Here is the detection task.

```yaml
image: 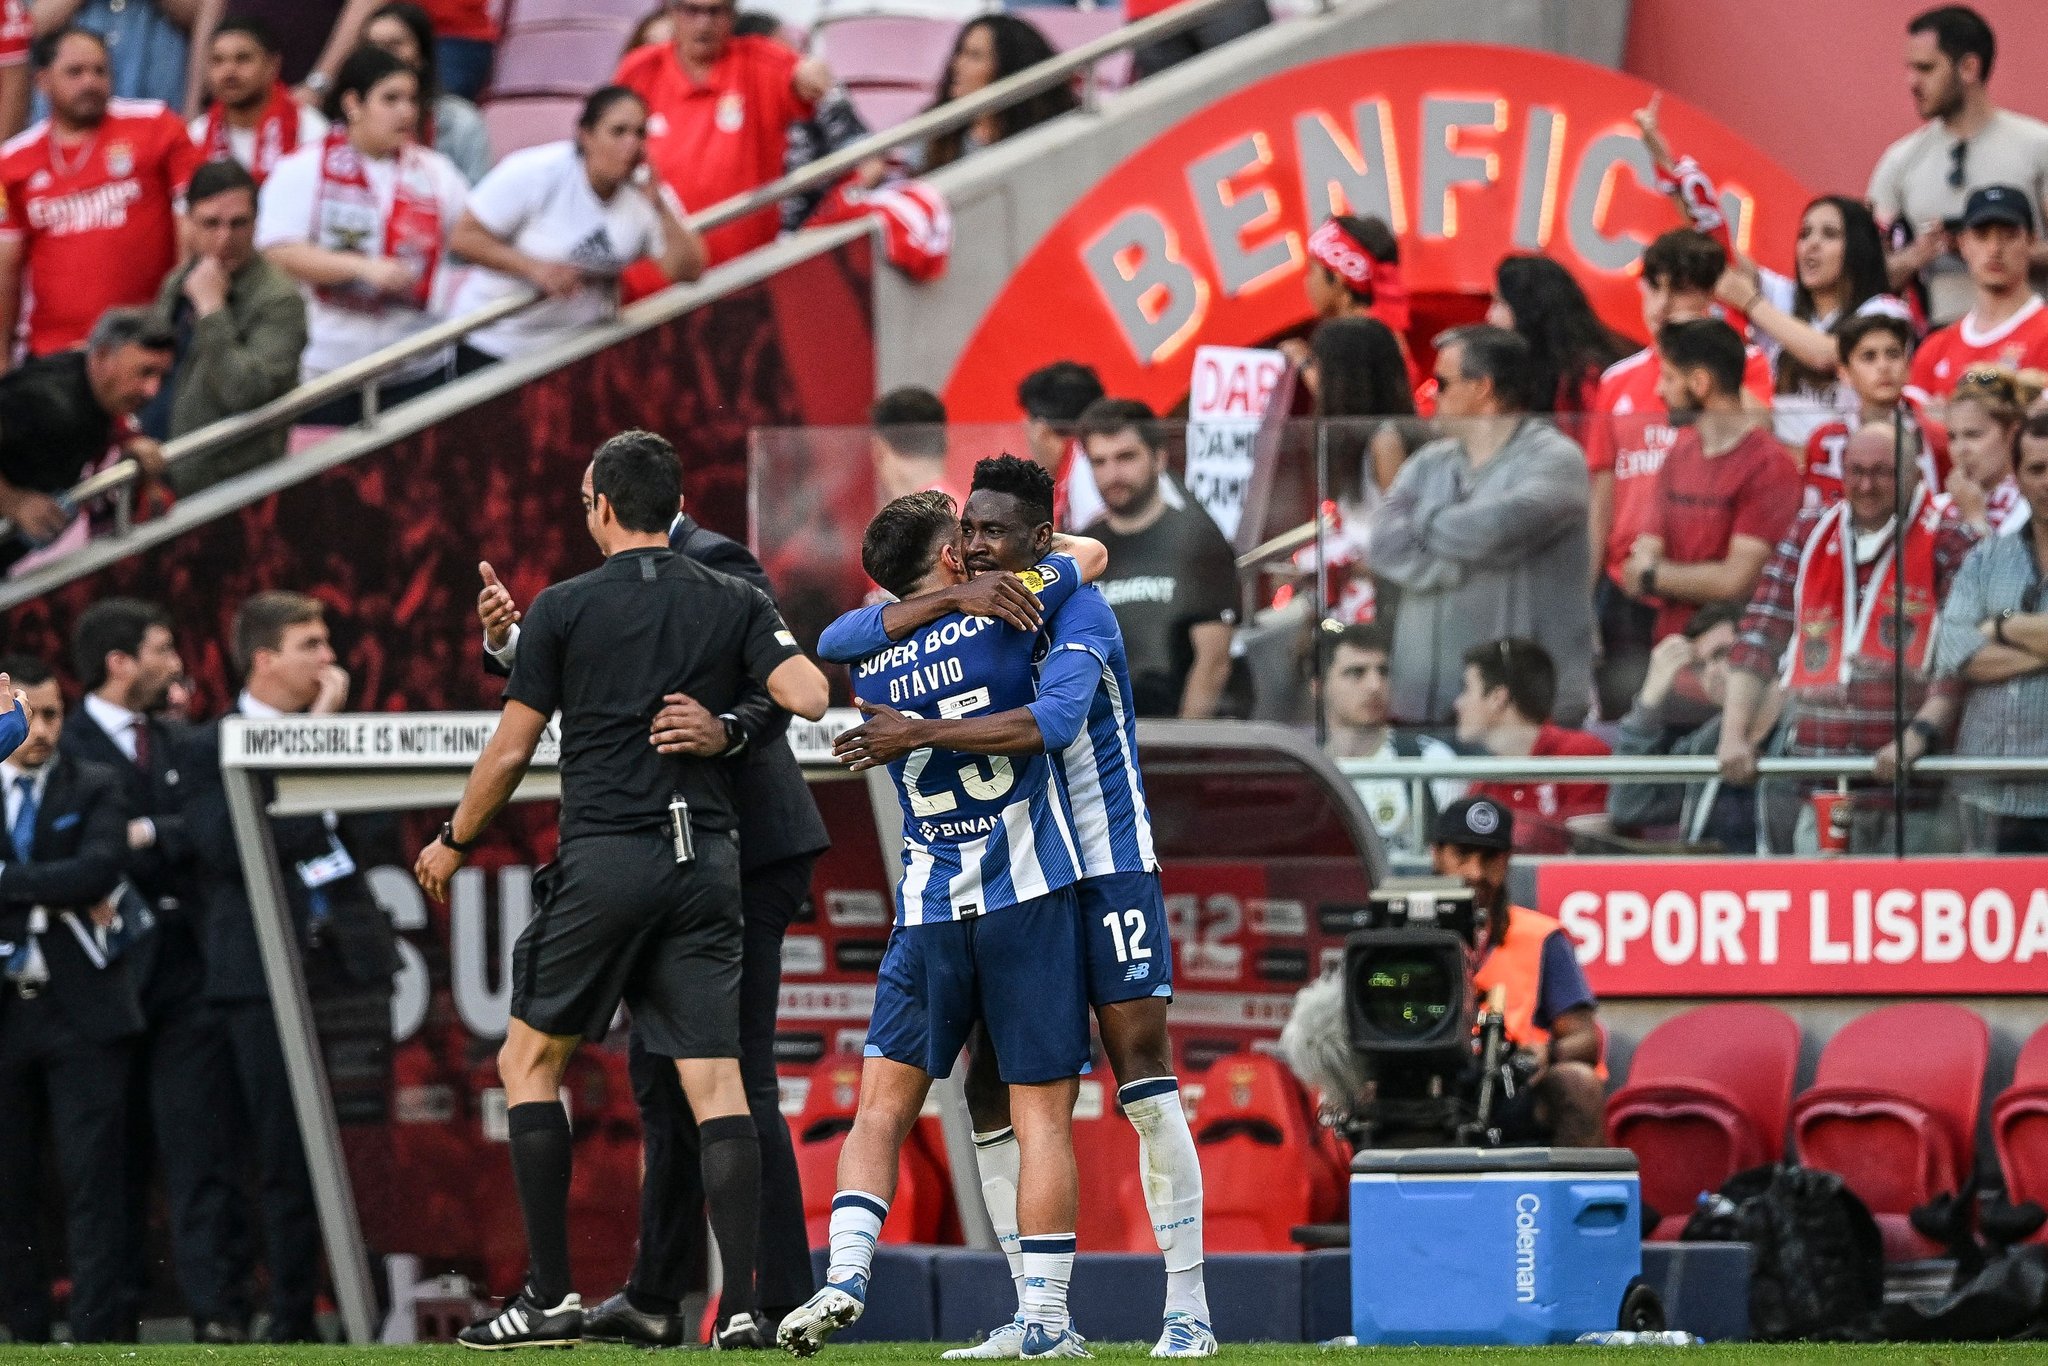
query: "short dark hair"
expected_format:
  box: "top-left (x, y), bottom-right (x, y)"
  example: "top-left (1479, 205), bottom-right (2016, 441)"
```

top-left (1909, 5), bottom-right (1994, 81)
top-left (1075, 397), bottom-right (1161, 453)
top-left (969, 453), bottom-right (1055, 529)
top-left (1640, 229), bottom-right (1727, 293)
top-left (1437, 324), bottom-right (1535, 411)
top-left (1657, 318), bottom-right (1747, 397)
top-left (232, 591), bottom-right (323, 678)
top-left (212, 16), bottom-right (279, 53)
top-left (591, 429), bottom-right (683, 533)
top-left (733, 10), bottom-right (781, 38)
top-left (1463, 637), bottom-right (1556, 723)
top-left (187, 158), bottom-right (258, 210)
top-left (2021, 410), bottom-right (2048, 447)
top-left (33, 24), bottom-right (105, 71)
top-left (1683, 600), bottom-right (1745, 641)
top-left (1310, 620), bottom-right (1393, 682)
top-left (1836, 311), bottom-right (1915, 362)
top-left (71, 598), bottom-right (172, 693)
top-left (0, 654), bottom-right (52, 690)
top-left (861, 489), bottom-right (957, 599)
top-left (871, 386), bottom-right (947, 459)
top-left (1017, 361), bottom-right (1104, 427)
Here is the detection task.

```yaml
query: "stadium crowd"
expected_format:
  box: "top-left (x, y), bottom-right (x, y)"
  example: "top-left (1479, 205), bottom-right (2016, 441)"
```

top-left (5, 0), bottom-right (2048, 1346)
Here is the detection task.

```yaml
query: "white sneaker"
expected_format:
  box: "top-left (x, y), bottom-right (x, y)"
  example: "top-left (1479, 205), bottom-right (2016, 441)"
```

top-left (775, 1278), bottom-right (865, 1358)
top-left (943, 1317), bottom-right (1028, 1359)
top-left (1151, 1311), bottom-right (1218, 1358)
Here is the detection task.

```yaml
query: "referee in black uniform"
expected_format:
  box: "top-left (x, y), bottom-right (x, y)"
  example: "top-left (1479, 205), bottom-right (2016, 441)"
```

top-left (415, 431), bottom-right (830, 1351)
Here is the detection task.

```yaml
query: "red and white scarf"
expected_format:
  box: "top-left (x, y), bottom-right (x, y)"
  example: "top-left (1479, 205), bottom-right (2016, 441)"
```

top-left (1786, 486), bottom-right (1943, 689)
top-left (1305, 218), bottom-right (1411, 334)
top-left (201, 82), bottom-right (304, 183)
top-left (309, 128), bottom-right (442, 313)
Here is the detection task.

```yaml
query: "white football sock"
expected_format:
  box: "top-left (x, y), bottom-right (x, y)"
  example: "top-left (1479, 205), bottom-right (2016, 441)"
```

top-left (1018, 1234), bottom-right (1076, 1331)
top-left (1120, 1078), bottom-right (1209, 1322)
top-left (973, 1127), bottom-right (1026, 1309)
top-left (825, 1190), bottom-right (887, 1287)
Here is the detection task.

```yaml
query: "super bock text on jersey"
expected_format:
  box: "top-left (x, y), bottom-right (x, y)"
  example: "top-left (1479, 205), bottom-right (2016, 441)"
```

top-left (828, 556), bottom-right (1091, 926)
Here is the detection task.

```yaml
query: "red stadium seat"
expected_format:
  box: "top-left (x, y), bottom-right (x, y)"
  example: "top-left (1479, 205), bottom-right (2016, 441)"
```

top-left (491, 26), bottom-right (636, 98)
top-left (483, 96), bottom-right (588, 158)
top-left (1188, 1052), bottom-right (1343, 1251)
top-left (1792, 1003), bottom-right (1988, 1261)
top-left (794, 1054), bottom-right (949, 1246)
top-left (505, 0), bottom-right (647, 31)
top-left (812, 16), bottom-right (958, 90)
top-left (1605, 1003), bottom-right (1801, 1240)
top-left (1992, 1022), bottom-right (2048, 1245)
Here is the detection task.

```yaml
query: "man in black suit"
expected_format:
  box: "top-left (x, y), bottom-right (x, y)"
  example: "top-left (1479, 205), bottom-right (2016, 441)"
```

top-left (62, 598), bottom-right (247, 1342)
top-left (179, 592), bottom-right (399, 1343)
top-left (478, 504), bottom-right (830, 1344)
top-left (0, 655), bottom-right (141, 1342)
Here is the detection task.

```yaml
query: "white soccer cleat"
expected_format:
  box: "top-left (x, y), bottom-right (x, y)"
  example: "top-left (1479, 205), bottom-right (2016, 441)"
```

top-left (1019, 1321), bottom-right (1091, 1358)
top-left (775, 1279), bottom-right (866, 1358)
top-left (942, 1316), bottom-right (1028, 1359)
top-left (1150, 1311), bottom-right (1218, 1358)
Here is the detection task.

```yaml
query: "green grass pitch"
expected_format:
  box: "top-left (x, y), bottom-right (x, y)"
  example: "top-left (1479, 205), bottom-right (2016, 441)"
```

top-left (9, 1345), bottom-right (2048, 1363)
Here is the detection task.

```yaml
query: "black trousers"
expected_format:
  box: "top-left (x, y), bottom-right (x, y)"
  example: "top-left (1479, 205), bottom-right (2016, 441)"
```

top-left (0, 998), bottom-right (135, 1342)
top-left (143, 989), bottom-right (248, 1327)
top-left (628, 853), bottom-right (817, 1314)
top-left (217, 1000), bottom-right (321, 1336)
top-left (1594, 576), bottom-right (1659, 722)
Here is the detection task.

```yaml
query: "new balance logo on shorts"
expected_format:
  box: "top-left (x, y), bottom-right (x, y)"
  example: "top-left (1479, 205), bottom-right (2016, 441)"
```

top-left (1123, 962), bottom-right (1149, 983)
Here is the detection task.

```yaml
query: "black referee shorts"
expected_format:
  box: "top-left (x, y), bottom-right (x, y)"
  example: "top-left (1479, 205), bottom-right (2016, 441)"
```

top-left (510, 828), bottom-right (744, 1059)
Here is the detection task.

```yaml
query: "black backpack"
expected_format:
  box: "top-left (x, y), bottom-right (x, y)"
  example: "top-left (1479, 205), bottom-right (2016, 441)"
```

top-left (1681, 1163), bottom-right (1884, 1341)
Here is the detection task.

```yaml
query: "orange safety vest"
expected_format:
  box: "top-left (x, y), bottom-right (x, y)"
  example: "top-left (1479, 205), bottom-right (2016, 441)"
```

top-left (1472, 905), bottom-right (1606, 1078)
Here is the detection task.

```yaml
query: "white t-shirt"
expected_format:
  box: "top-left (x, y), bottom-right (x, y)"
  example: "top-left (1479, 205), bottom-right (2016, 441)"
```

top-left (1868, 108), bottom-right (2048, 325)
top-left (450, 141), bottom-right (671, 360)
top-left (255, 138), bottom-right (468, 380)
top-left (187, 105), bottom-right (329, 174)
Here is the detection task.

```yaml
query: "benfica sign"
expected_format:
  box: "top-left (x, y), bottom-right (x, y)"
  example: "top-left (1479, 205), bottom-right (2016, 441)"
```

top-left (942, 43), bottom-right (1814, 420)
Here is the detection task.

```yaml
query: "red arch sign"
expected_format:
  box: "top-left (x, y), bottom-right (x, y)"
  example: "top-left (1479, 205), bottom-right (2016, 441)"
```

top-left (941, 43), bottom-right (1816, 420)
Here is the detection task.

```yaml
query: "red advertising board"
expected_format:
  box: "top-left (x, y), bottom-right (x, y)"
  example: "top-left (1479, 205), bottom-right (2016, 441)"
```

top-left (942, 43), bottom-right (1815, 421)
top-left (1537, 858), bottom-right (2048, 997)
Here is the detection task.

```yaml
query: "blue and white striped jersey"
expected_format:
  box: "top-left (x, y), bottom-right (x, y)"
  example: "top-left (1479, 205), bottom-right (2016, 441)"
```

top-left (830, 558), bottom-right (1089, 926)
top-left (1038, 587), bottom-right (1158, 878)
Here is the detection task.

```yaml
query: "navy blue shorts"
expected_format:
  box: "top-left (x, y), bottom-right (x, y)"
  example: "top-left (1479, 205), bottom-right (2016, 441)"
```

top-left (864, 886), bottom-right (1090, 1085)
top-left (1076, 871), bottom-right (1174, 1007)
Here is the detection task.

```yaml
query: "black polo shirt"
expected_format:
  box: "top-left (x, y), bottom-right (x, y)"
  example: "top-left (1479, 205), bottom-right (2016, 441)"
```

top-left (505, 546), bottom-right (803, 843)
top-left (0, 350), bottom-right (117, 494)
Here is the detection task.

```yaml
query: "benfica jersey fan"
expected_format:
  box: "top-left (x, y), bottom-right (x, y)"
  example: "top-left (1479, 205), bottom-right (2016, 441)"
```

top-left (613, 0), bottom-right (831, 265)
top-left (1938, 365), bottom-right (2035, 535)
top-left (1800, 314), bottom-right (1951, 511)
top-left (0, 0), bottom-right (28, 143)
top-left (190, 18), bottom-right (327, 184)
top-left (1455, 637), bottom-right (1611, 855)
top-left (1286, 213), bottom-right (1421, 392)
top-left (1585, 228), bottom-right (1771, 719)
top-left (256, 45), bottom-right (465, 418)
top-left (0, 28), bottom-right (200, 357)
top-left (1719, 424), bottom-right (1978, 854)
top-left (1908, 185), bottom-right (2048, 401)
top-left (1018, 358), bottom-right (1107, 530)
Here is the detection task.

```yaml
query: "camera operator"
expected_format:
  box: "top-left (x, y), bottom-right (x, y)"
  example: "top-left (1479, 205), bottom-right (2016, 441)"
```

top-left (1431, 797), bottom-right (1605, 1147)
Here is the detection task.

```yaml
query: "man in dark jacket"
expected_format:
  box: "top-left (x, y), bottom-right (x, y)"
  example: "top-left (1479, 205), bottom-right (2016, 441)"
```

top-left (62, 598), bottom-right (247, 1341)
top-left (478, 505), bottom-right (830, 1344)
top-left (179, 591), bottom-right (398, 1343)
top-left (0, 655), bottom-right (138, 1342)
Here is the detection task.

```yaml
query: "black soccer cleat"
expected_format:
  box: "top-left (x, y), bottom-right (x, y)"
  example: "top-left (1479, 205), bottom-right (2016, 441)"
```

top-left (458, 1289), bottom-right (583, 1350)
top-left (713, 1309), bottom-right (769, 1350)
top-left (581, 1291), bottom-right (683, 1348)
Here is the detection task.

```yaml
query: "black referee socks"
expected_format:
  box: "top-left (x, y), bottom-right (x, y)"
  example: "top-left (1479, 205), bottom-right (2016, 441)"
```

top-left (700, 1113), bottom-right (762, 1319)
top-left (507, 1101), bottom-right (575, 1305)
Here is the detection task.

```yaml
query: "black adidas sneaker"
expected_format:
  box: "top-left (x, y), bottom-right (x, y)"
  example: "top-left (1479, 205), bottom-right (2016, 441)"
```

top-left (457, 1288), bottom-right (583, 1350)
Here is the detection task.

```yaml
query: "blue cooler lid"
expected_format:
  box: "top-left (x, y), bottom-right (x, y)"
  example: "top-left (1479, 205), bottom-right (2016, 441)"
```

top-left (1349, 1146), bottom-right (1638, 1175)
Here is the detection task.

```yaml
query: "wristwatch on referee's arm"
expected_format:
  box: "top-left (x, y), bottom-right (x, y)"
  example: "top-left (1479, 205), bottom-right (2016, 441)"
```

top-left (718, 712), bottom-right (748, 757)
top-left (437, 821), bottom-right (479, 856)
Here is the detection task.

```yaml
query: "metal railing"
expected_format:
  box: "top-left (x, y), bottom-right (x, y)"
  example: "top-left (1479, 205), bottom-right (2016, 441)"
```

top-left (1333, 754), bottom-right (2048, 783)
top-left (2, 0), bottom-right (1279, 546)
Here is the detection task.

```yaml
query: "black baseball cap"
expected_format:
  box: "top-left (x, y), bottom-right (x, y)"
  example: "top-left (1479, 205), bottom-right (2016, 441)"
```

top-left (1431, 796), bottom-right (1514, 852)
top-left (1951, 184), bottom-right (2037, 235)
